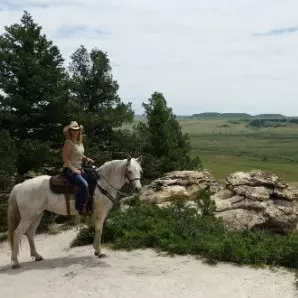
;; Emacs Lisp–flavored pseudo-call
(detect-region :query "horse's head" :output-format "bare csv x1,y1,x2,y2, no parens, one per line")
125,156,143,191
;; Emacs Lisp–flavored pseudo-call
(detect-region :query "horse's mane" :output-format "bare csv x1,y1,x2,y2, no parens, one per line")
97,158,142,178
97,159,126,177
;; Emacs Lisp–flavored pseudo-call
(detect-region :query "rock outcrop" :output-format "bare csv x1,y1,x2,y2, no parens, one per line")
123,168,298,234
212,170,298,234
137,169,221,204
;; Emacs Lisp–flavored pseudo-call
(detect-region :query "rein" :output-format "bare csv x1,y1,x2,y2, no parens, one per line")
94,163,141,205
96,174,130,204
96,182,118,204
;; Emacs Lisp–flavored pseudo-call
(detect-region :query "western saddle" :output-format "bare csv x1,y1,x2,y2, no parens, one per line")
49,167,98,217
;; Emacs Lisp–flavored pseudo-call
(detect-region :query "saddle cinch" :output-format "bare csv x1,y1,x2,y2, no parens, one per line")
49,167,99,217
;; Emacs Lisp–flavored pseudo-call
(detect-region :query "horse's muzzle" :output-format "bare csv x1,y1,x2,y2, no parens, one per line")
130,179,142,192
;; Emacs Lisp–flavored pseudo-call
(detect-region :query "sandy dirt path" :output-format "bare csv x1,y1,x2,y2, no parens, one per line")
0,228,296,298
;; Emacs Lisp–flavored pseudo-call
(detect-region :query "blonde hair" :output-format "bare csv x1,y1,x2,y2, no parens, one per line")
64,128,83,144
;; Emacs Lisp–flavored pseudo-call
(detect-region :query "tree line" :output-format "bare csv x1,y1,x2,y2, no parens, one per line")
0,11,200,193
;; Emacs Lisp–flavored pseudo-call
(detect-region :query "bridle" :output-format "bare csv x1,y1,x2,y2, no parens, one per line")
124,165,142,185
96,164,142,205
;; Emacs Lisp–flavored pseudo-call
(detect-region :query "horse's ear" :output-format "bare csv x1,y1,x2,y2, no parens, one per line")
136,155,143,163
127,155,131,165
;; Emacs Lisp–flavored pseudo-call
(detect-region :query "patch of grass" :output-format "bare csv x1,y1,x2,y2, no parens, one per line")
47,222,77,235
0,232,7,242
121,119,298,185
184,121,298,185
71,200,298,270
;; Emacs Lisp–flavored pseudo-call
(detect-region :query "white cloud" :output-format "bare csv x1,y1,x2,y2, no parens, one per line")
1,0,298,115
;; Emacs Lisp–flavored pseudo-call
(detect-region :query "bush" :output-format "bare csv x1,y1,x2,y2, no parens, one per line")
36,211,59,233
71,199,298,269
0,195,8,233
196,189,216,216
0,129,17,192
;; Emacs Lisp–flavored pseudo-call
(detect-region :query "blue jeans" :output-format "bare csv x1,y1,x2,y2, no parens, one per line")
62,167,89,212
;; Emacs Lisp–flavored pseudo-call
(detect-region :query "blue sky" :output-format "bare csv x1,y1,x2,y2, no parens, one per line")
1,0,298,116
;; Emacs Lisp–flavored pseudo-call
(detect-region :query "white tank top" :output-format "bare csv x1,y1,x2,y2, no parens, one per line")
64,140,85,170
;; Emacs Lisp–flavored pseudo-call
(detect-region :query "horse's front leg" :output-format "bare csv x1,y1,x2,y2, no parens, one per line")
92,197,113,258
93,215,106,258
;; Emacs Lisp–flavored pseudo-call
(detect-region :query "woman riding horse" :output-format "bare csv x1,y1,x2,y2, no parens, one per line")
62,121,95,216
7,120,143,269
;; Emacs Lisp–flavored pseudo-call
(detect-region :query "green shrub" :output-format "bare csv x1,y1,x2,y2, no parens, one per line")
37,212,77,234
71,200,298,269
196,189,216,216
0,195,8,233
36,211,59,233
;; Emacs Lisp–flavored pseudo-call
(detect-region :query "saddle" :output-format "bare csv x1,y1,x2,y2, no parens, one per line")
49,173,75,194
49,167,99,218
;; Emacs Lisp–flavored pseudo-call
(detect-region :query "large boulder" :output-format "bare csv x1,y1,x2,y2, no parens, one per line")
137,169,221,204
212,170,298,234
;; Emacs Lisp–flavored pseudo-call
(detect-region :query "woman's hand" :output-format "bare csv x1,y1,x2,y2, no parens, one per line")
73,169,81,175
86,157,95,164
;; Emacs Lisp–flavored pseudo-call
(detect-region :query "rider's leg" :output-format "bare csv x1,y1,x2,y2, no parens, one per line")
73,174,89,214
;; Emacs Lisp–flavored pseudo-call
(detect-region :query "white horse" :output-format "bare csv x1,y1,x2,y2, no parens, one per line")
7,157,142,269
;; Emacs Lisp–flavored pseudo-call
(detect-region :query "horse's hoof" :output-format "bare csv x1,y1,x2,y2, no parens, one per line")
35,255,44,262
12,263,21,269
94,252,106,258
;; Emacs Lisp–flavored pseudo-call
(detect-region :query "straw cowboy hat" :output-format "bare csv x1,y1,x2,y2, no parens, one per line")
63,120,83,135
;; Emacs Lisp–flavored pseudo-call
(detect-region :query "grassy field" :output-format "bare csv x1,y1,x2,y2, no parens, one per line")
125,118,298,186
180,119,298,186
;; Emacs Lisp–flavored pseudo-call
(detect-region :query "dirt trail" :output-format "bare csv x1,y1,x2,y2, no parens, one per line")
0,229,296,298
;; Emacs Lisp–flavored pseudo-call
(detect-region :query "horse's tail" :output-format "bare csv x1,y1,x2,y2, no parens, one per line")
7,184,21,250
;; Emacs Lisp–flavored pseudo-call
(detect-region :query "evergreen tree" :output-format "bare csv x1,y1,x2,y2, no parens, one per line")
136,92,201,178
0,11,69,174
68,45,134,161
0,129,17,191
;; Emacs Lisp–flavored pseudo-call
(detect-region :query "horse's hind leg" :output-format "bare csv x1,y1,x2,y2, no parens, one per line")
11,219,32,269
25,214,44,262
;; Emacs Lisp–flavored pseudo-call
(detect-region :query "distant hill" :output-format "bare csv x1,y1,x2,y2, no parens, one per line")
191,112,221,119
251,114,286,119
190,113,251,119
134,113,298,121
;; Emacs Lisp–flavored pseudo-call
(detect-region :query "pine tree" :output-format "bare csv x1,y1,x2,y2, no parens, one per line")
68,45,134,160
0,129,17,191
136,92,201,178
0,11,69,174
